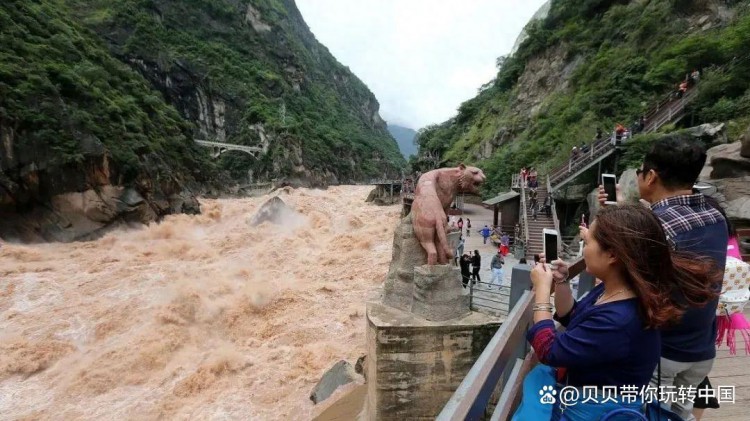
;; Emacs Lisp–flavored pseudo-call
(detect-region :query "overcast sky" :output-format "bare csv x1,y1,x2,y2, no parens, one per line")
296,0,548,130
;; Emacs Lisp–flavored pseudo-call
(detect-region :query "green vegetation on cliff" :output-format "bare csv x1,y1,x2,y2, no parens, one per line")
0,0,214,182
2,0,404,199
66,0,404,182
416,0,750,195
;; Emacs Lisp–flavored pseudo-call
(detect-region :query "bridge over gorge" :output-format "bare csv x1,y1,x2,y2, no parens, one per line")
194,139,264,158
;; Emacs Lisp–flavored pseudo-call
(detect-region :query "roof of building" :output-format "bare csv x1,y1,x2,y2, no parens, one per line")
482,191,520,206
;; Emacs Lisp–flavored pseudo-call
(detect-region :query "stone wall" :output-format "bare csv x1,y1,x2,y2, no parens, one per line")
365,302,502,420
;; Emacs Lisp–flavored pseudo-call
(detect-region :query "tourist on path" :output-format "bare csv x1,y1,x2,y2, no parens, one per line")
471,250,481,283
515,205,719,420
500,233,510,256
480,225,491,244
490,251,504,289
466,218,471,236
457,217,464,233
598,135,727,420
455,235,465,265
459,254,472,288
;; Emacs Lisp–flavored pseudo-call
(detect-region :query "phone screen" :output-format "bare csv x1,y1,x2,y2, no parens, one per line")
603,176,617,203
544,232,558,262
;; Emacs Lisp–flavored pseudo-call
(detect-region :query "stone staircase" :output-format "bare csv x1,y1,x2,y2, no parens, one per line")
524,183,556,258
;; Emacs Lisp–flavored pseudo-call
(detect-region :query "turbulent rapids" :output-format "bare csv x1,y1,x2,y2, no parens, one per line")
0,186,399,420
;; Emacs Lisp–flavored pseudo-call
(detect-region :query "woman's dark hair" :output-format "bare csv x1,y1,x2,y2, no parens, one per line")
593,205,721,329
703,195,736,238
474,250,479,255
519,258,528,264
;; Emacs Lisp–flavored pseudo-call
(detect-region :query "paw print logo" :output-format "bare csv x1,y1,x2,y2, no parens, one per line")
539,385,557,404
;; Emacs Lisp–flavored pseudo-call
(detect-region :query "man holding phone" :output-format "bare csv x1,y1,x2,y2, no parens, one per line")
598,135,727,420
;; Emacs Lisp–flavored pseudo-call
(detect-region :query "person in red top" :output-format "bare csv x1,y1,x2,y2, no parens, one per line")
678,81,688,98
615,123,625,140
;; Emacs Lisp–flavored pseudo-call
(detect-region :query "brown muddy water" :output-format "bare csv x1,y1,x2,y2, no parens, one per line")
0,186,399,420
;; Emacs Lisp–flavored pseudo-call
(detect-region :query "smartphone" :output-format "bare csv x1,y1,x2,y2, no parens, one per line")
543,228,559,262
602,174,617,205
580,214,587,228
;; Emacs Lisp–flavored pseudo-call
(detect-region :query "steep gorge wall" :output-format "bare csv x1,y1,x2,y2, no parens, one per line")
414,0,750,194
0,0,404,241
68,0,403,186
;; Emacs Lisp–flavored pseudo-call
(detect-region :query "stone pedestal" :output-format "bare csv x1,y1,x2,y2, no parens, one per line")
365,302,502,420
382,216,466,316
412,265,470,321
382,214,426,312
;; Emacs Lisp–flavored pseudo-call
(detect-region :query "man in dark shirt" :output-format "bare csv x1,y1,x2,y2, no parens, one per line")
601,135,726,420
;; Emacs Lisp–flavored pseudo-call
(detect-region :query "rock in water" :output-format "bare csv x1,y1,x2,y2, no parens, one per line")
310,360,361,404
249,196,292,226
354,355,367,379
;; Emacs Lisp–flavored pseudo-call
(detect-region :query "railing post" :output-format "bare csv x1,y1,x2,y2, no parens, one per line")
509,265,532,311
469,274,475,310
577,271,596,299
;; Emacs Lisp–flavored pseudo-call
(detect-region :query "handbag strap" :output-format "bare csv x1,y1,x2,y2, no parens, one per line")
657,358,665,420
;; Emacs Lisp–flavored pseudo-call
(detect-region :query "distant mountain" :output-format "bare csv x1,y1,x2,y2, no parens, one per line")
388,124,418,158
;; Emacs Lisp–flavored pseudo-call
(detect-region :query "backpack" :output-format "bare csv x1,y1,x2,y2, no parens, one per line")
717,257,750,316
715,257,750,355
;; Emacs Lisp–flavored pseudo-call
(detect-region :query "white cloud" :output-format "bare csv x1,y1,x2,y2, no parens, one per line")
296,0,548,130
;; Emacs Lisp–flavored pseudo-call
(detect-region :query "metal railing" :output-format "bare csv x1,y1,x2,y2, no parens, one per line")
438,289,534,421
438,257,592,420
511,173,521,189
643,89,696,134
547,175,562,253
548,81,702,191
519,182,529,256
469,280,511,316
549,136,615,187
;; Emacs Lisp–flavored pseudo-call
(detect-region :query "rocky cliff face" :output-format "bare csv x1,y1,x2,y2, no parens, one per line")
0,0,403,242
0,2,217,242
67,0,403,185
415,0,750,193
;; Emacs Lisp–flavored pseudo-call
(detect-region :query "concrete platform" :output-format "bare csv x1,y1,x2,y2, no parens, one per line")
366,301,504,420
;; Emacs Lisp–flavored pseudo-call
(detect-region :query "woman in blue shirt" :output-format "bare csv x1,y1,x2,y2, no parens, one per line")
517,205,720,420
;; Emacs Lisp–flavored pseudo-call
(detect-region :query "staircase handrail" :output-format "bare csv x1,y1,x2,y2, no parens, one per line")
548,78,708,190
519,181,529,250
549,137,614,186
547,176,562,253
511,173,521,189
